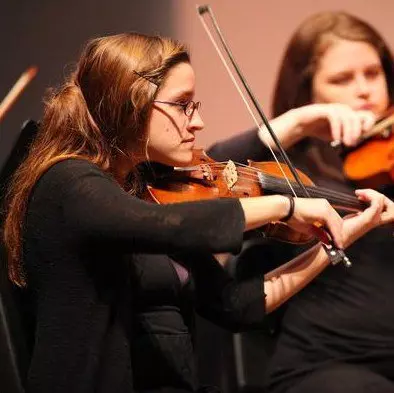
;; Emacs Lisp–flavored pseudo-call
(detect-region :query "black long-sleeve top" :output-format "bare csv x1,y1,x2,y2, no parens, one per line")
22,159,265,393
208,129,394,393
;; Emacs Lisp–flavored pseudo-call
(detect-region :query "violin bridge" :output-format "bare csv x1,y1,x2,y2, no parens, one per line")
223,160,238,190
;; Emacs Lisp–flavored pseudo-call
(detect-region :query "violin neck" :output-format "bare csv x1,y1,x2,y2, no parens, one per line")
258,174,368,212
303,184,367,212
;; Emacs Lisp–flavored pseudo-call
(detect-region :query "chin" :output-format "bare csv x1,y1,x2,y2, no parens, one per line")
153,151,193,167
171,151,194,167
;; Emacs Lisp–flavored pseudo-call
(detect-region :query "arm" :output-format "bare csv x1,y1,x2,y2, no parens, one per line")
52,159,244,255
51,159,345,253
258,103,376,149
264,244,327,313
207,104,375,165
190,253,266,332
264,188,391,313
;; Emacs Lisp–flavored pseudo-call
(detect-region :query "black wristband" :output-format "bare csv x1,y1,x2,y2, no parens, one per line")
280,195,295,222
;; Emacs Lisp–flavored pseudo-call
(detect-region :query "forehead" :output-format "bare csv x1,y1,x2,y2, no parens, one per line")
316,39,381,74
159,62,195,96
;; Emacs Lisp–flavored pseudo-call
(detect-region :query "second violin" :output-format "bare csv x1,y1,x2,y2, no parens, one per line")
342,107,394,188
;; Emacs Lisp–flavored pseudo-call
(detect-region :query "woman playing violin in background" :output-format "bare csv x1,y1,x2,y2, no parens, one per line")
208,10,394,393
3,32,388,393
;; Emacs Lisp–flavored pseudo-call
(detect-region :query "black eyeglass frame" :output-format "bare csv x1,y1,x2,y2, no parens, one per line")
153,100,201,117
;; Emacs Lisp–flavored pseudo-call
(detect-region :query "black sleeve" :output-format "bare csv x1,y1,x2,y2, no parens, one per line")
207,128,273,164
38,159,245,255
189,253,266,332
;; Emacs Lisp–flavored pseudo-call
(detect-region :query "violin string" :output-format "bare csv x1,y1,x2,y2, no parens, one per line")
184,161,359,202
197,10,297,198
177,163,364,207
201,162,359,201
231,164,362,206
240,171,364,206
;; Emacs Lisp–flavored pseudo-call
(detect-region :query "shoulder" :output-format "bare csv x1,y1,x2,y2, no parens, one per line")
45,158,112,184
47,158,108,178
33,158,115,198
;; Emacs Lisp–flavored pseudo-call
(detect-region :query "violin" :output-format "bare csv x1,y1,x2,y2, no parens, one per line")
342,107,394,188
146,149,368,245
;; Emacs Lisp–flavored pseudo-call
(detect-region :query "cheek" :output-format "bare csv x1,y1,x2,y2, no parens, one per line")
312,82,358,106
312,79,342,104
148,114,176,144
374,77,390,104
311,77,328,103
147,118,188,162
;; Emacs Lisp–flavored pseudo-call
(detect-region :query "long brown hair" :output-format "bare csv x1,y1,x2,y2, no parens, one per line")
272,11,394,117
4,32,190,286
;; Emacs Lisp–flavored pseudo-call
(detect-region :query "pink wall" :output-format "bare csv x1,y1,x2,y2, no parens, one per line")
174,0,394,148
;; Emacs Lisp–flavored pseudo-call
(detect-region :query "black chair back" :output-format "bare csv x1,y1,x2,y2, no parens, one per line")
0,255,32,393
0,120,39,392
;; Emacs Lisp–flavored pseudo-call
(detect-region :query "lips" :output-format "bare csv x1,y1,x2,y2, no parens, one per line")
357,103,374,111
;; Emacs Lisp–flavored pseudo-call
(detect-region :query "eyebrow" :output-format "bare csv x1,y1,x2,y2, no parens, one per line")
329,62,382,74
167,88,194,101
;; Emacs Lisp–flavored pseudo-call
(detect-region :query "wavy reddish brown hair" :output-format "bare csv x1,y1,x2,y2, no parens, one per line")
4,32,190,286
272,11,394,117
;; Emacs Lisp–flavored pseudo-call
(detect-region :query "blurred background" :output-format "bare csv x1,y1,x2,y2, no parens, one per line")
1,1,394,391
2,1,394,166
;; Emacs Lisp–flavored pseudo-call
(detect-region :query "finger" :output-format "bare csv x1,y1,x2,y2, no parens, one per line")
341,109,360,146
355,189,383,224
341,110,356,146
321,206,344,248
339,109,353,146
380,210,394,224
359,110,376,134
355,189,383,205
327,112,342,143
380,197,394,224
350,112,364,145
355,188,369,200
383,195,394,209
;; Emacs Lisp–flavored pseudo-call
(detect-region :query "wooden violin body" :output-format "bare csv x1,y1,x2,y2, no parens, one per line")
146,149,368,245
343,107,394,188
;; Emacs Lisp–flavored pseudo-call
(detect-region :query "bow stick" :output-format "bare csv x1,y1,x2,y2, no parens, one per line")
197,4,351,267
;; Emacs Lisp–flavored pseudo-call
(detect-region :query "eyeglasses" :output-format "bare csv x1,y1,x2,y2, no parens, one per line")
153,100,201,117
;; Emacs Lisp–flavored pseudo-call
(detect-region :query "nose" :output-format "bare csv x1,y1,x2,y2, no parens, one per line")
354,74,371,98
187,108,204,132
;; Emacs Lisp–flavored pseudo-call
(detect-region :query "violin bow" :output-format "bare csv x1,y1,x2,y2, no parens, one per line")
197,4,351,267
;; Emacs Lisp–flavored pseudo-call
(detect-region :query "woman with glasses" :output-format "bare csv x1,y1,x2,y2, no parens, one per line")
208,11,394,393
3,32,391,393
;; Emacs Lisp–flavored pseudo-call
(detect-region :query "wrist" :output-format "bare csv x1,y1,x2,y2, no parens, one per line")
279,195,295,222
261,109,306,150
287,108,307,139
257,123,268,146
272,195,295,222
